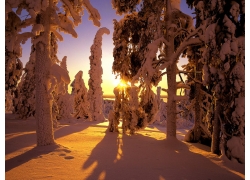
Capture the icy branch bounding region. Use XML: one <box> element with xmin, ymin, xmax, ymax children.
<box><xmin>17</xmin><ymin>32</ymin><xmax>33</xmax><ymax>44</ymax></box>
<box><xmin>132</xmin><ymin>37</ymin><xmax>169</xmax><ymax>84</ymax></box>
<box><xmin>61</xmin><ymin>0</ymin><xmax>82</xmax><ymax>26</ymax></box>
<box><xmin>51</xmin><ymin>27</ymin><xmax>64</xmax><ymax>41</ymax></box>
<box><xmin>161</xmin><ymin>37</ymin><xmax>203</xmax><ymax>70</ymax></box>
<box><xmin>83</xmin><ymin>0</ymin><xmax>101</xmax><ymax>27</ymax></box>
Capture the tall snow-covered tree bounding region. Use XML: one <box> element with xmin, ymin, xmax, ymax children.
<box><xmin>202</xmin><ymin>0</ymin><xmax>244</xmax><ymax>162</ymax></box>
<box><xmin>185</xmin><ymin>0</ymin><xmax>245</xmax><ymax>163</ymax></box>
<box><xmin>112</xmin><ymin>0</ymin><xmax>201</xmax><ymax>138</ymax></box>
<box><xmin>5</xmin><ymin>11</ymin><xmax>30</xmax><ymax>112</ymax></box>
<box><xmin>6</xmin><ymin>0</ymin><xmax>101</xmax><ymax>146</ymax></box>
<box><xmin>112</xmin><ymin>0</ymin><xmax>165</xmax><ymax>133</ymax></box>
<box><xmin>88</xmin><ymin>27</ymin><xmax>110</xmax><ymax>121</ymax></box>
<box><xmin>71</xmin><ymin>70</ymin><xmax>90</xmax><ymax>120</ymax></box>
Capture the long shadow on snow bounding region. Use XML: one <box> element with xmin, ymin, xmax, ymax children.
<box><xmin>82</xmin><ymin>130</ymin><xmax>243</xmax><ymax>180</ymax></box>
<box><xmin>5</xmin><ymin>118</ymin><xmax>98</xmax><ymax>156</ymax></box>
<box><xmin>5</xmin><ymin>143</ymin><xmax>62</xmax><ymax>172</ymax></box>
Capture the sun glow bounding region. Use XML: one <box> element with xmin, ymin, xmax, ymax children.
<box><xmin>112</xmin><ymin>77</ymin><xmax>121</xmax><ymax>87</ymax></box>
<box><xmin>113</xmin><ymin>78</ymin><xmax>129</xmax><ymax>88</ymax></box>
<box><xmin>118</xmin><ymin>81</ymin><xmax>127</xmax><ymax>87</ymax></box>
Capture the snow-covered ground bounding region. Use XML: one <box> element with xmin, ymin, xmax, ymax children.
<box><xmin>5</xmin><ymin>113</ymin><xmax>244</xmax><ymax>180</ymax></box>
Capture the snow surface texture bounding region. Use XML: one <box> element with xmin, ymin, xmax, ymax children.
<box><xmin>5</xmin><ymin>114</ymin><xmax>245</xmax><ymax>180</ymax></box>
<box><xmin>88</xmin><ymin>27</ymin><xmax>110</xmax><ymax>121</ymax></box>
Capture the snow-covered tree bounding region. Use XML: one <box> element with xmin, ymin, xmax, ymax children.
<box><xmin>108</xmin><ymin>80</ymin><xmax>161</xmax><ymax>134</ymax></box>
<box><xmin>112</xmin><ymin>0</ymin><xmax>165</xmax><ymax>133</ymax></box>
<box><xmin>202</xmin><ymin>0</ymin><xmax>244</xmax><ymax>163</ymax></box>
<box><xmin>103</xmin><ymin>99</ymin><xmax>114</xmax><ymax>118</ymax></box>
<box><xmin>184</xmin><ymin>0</ymin><xmax>245</xmax><ymax>163</ymax></box>
<box><xmin>88</xmin><ymin>27</ymin><xmax>110</xmax><ymax>121</ymax></box>
<box><xmin>112</xmin><ymin>0</ymin><xmax>199</xmax><ymax>137</ymax></box>
<box><xmin>5</xmin><ymin>91</ymin><xmax>14</xmax><ymax>112</ymax></box>
<box><xmin>56</xmin><ymin>56</ymin><xmax>74</xmax><ymax>120</ymax></box>
<box><xmin>5</xmin><ymin>11</ymin><xmax>29</xmax><ymax>112</ymax></box>
<box><xmin>13</xmin><ymin>45</ymin><xmax>36</xmax><ymax>119</ymax></box>
<box><xmin>6</xmin><ymin>0</ymin><xmax>101</xmax><ymax>146</ymax></box>
<box><xmin>71</xmin><ymin>70</ymin><xmax>90</xmax><ymax>120</ymax></box>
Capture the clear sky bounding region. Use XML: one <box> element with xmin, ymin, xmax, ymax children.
<box><xmin>19</xmin><ymin>0</ymin><xmax>194</xmax><ymax>96</ymax></box>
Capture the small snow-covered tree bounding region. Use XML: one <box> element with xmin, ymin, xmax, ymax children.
<box><xmin>88</xmin><ymin>27</ymin><xmax>110</xmax><ymax>121</ymax></box>
<box><xmin>5</xmin><ymin>11</ymin><xmax>30</xmax><ymax>112</ymax></box>
<box><xmin>13</xmin><ymin>45</ymin><xmax>36</xmax><ymax>119</ymax></box>
<box><xmin>110</xmin><ymin>85</ymin><xmax>154</xmax><ymax>134</ymax></box>
<box><xmin>103</xmin><ymin>99</ymin><xmax>114</xmax><ymax>118</ymax></box>
<box><xmin>56</xmin><ymin>56</ymin><xmax>74</xmax><ymax>120</ymax></box>
<box><xmin>71</xmin><ymin>70</ymin><xmax>90</xmax><ymax>120</ymax></box>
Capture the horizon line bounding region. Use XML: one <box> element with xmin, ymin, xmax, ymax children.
<box><xmin>103</xmin><ymin>95</ymin><xmax>168</xmax><ymax>98</ymax></box>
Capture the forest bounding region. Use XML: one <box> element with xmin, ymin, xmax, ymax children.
<box><xmin>5</xmin><ymin>0</ymin><xmax>245</xmax><ymax>177</ymax></box>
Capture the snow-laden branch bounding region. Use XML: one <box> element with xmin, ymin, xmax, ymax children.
<box><xmin>20</xmin><ymin>18</ymin><xmax>36</xmax><ymax>29</ymax></box>
<box><xmin>82</xmin><ymin>0</ymin><xmax>101</xmax><ymax>27</ymax></box>
<box><xmin>160</xmin><ymin>37</ymin><xmax>203</xmax><ymax>70</ymax></box>
<box><xmin>50</xmin><ymin>63</ymin><xmax>71</xmax><ymax>85</ymax></box>
<box><xmin>132</xmin><ymin>37</ymin><xmax>169</xmax><ymax>84</ymax></box>
<box><xmin>16</xmin><ymin>32</ymin><xmax>33</xmax><ymax>45</ymax></box>
<box><xmin>57</xmin><ymin>14</ymin><xmax>78</xmax><ymax>38</ymax></box>
<box><xmin>51</xmin><ymin>27</ymin><xmax>64</xmax><ymax>41</ymax></box>
<box><xmin>61</xmin><ymin>0</ymin><xmax>82</xmax><ymax>26</ymax></box>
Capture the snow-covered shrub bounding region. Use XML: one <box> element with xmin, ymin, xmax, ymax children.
<box><xmin>71</xmin><ymin>71</ymin><xmax>90</xmax><ymax>120</ymax></box>
<box><xmin>103</xmin><ymin>99</ymin><xmax>114</xmax><ymax>118</ymax></box>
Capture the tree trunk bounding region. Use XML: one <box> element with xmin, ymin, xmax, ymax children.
<box><xmin>166</xmin><ymin>63</ymin><xmax>177</xmax><ymax>138</ymax></box>
<box><xmin>191</xmin><ymin>56</ymin><xmax>203</xmax><ymax>141</ymax></box>
<box><xmin>211</xmin><ymin>99</ymin><xmax>221</xmax><ymax>154</ymax></box>
<box><xmin>35</xmin><ymin>5</ymin><xmax>54</xmax><ymax>146</ymax></box>
<box><xmin>165</xmin><ymin>0</ymin><xmax>177</xmax><ymax>138</ymax></box>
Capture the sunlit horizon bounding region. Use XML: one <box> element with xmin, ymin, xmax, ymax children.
<box><xmin>18</xmin><ymin>0</ymin><xmax>192</xmax><ymax>97</ymax></box>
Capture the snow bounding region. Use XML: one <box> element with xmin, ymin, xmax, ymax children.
<box><xmin>5</xmin><ymin>113</ymin><xmax>245</xmax><ymax>179</ymax></box>
<box><xmin>227</xmin><ymin>136</ymin><xmax>245</xmax><ymax>164</ymax></box>
<box><xmin>32</xmin><ymin>24</ymin><xmax>44</xmax><ymax>36</ymax></box>
<box><xmin>82</xmin><ymin>0</ymin><xmax>101</xmax><ymax>27</ymax></box>
<box><xmin>71</xmin><ymin>70</ymin><xmax>90</xmax><ymax>120</ymax></box>
<box><xmin>88</xmin><ymin>27</ymin><xmax>110</xmax><ymax>121</ymax></box>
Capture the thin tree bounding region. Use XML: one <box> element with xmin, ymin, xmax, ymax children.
<box><xmin>88</xmin><ymin>27</ymin><xmax>110</xmax><ymax>121</ymax></box>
